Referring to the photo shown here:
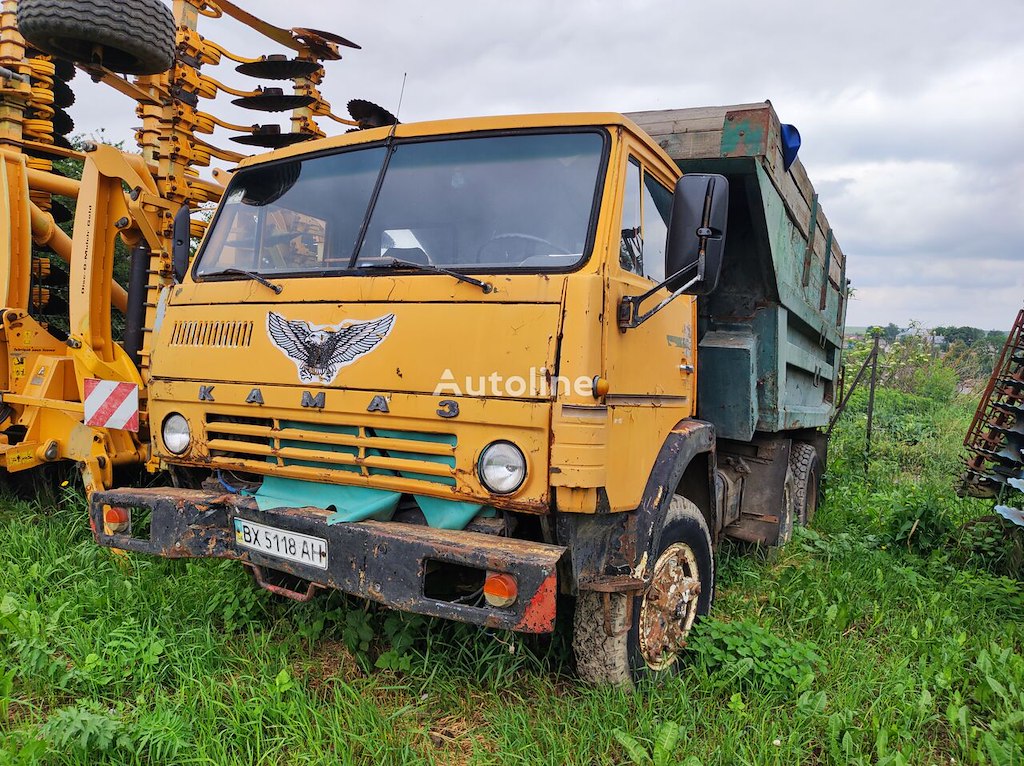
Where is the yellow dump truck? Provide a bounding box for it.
[3,0,846,685]
[83,102,847,685]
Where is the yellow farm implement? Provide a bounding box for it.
[0,0,361,493]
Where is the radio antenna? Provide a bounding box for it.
[387,72,407,141]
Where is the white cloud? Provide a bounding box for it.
[62,0,1024,330]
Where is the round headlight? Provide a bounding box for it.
[161,413,191,455]
[478,441,527,494]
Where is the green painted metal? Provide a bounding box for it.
[256,475,400,520]
[676,147,845,438]
[697,330,758,441]
[253,423,484,530]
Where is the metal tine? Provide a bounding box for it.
[974,445,1024,466]
[989,420,1024,438]
[992,400,1024,417]
[995,504,1024,527]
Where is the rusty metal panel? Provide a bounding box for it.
[90,486,565,633]
[721,108,771,158]
[697,330,757,441]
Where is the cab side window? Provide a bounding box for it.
[642,172,673,283]
[619,158,643,275]
[619,155,674,282]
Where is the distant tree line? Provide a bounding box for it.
[847,322,1012,399]
[873,323,1008,350]
[931,326,1009,351]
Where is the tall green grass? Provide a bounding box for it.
[1,388,1021,765]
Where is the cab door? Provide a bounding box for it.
[603,143,697,407]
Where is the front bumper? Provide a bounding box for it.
[90,487,564,633]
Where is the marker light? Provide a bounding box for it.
[161,413,191,455]
[477,441,526,494]
[103,504,130,534]
[483,572,518,608]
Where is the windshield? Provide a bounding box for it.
[194,130,606,278]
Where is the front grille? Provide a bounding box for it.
[169,320,253,347]
[204,413,457,489]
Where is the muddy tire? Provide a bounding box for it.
[573,496,714,687]
[17,0,176,76]
[790,442,823,525]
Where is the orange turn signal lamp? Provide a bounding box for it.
[483,572,518,608]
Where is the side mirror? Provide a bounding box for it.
[665,173,729,295]
[171,204,191,283]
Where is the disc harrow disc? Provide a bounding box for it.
[347,98,398,129]
[229,124,316,148]
[232,87,315,113]
[53,78,75,108]
[52,57,75,82]
[52,108,73,136]
[236,56,322,80]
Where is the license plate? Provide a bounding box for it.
[233,518,328,570]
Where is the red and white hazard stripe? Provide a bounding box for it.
[84,379,139,432]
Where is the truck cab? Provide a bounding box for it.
[91,106,846,686]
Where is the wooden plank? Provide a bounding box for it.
[650,131,723,161]
[628,115,726,138]
[627,103,765,125]
[763,157,844,279]
[626,103,768,141]
[790,158,845,273]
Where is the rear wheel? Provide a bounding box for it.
[573,496,714,687]
[17,0,176,76]
[790,442,823,525]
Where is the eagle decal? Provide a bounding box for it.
[266,311,396,385]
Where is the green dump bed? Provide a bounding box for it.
[628,103,847,441]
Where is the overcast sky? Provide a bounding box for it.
[66,0,1024,331]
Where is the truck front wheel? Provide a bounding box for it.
[573,496,714,687]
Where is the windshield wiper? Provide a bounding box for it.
[216,268,283,294]
[359,258,493,293]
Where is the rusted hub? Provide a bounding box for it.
[638,542,702,670]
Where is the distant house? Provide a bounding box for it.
[896,328,945,347]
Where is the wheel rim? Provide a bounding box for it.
[638,542,702,670]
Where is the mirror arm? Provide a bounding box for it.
[617,261,700,330]
[695,176,716,281]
